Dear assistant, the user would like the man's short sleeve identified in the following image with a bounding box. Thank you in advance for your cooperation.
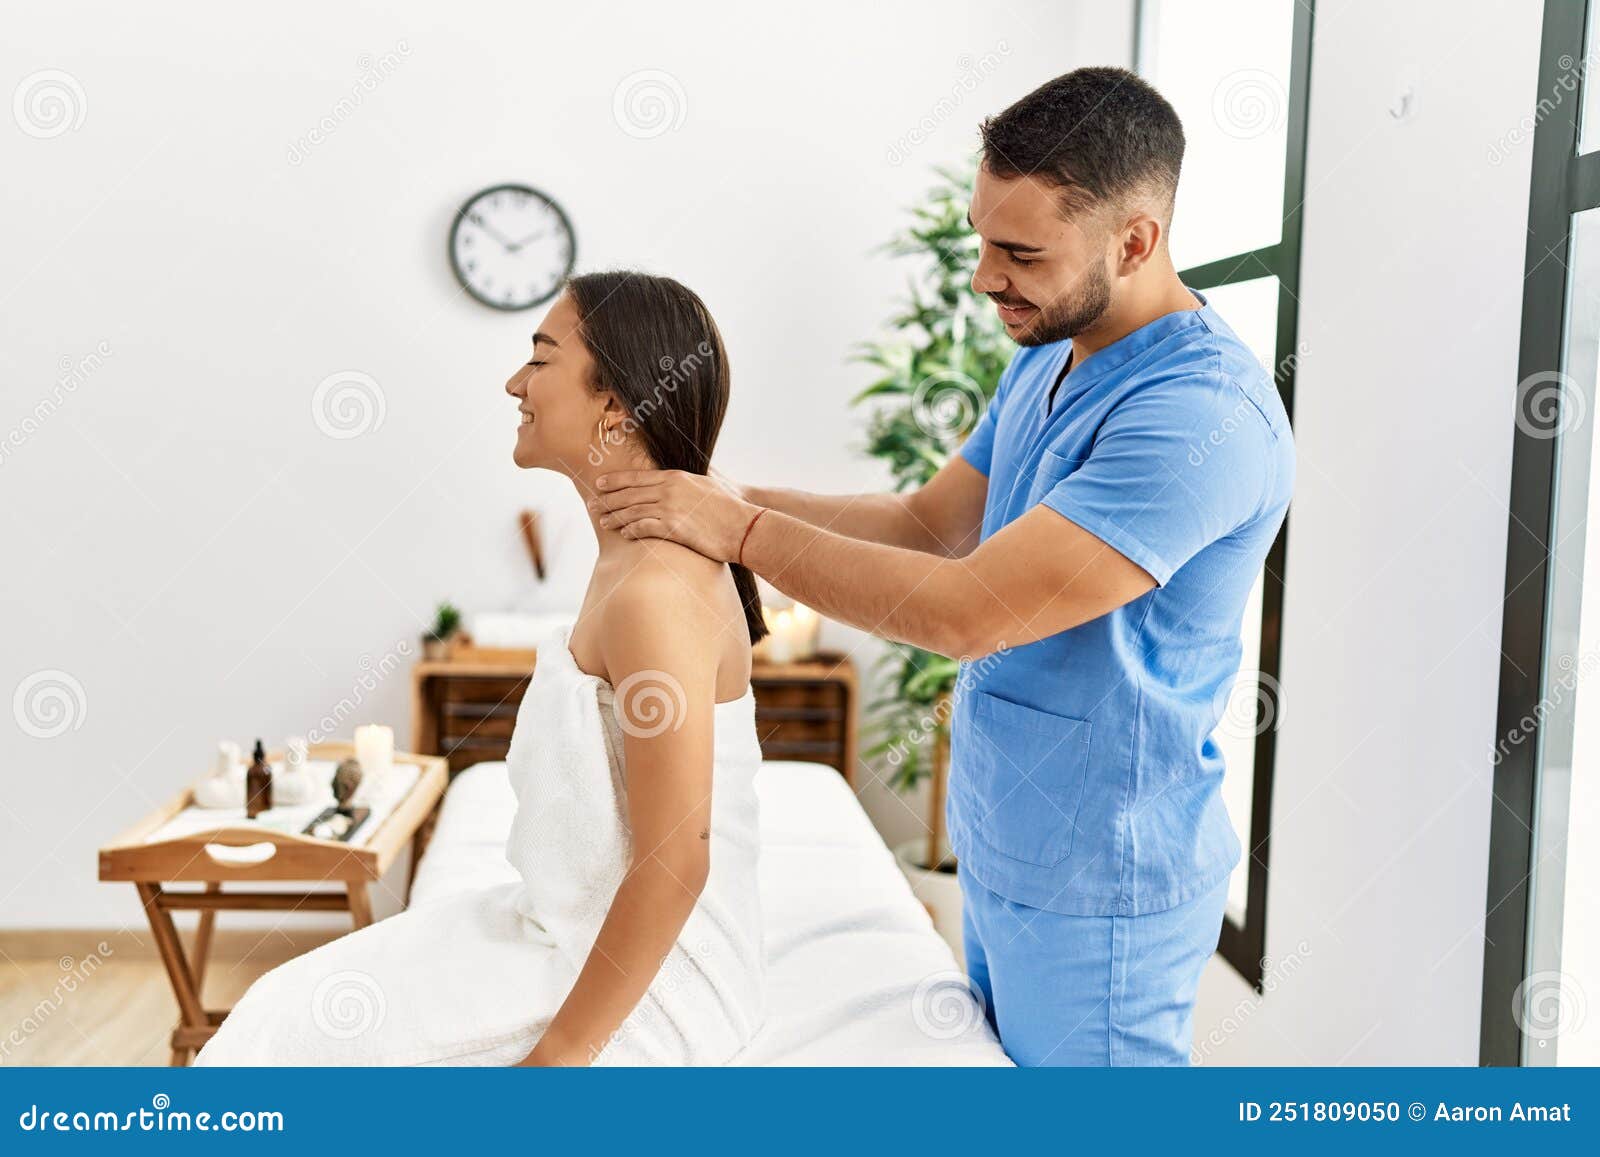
[960,395,999,476]
[960,352,1025,477]
[1042,375,1276,586]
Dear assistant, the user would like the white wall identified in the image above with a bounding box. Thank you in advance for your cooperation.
[0,0,1135,928]
[0,0,1551,1072]
[1190,0,1541,1064]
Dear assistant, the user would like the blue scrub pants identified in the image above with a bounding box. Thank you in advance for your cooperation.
[959,863,1228,1066]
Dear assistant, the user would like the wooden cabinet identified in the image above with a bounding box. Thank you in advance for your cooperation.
[746,655,857,780]
[410,663,531,775]
[411,652,856,783]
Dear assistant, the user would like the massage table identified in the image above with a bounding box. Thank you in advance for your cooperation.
[410,759,1014,1066]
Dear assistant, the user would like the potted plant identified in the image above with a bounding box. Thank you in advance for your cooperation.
[853,164,1010,956]
[422,600,462,661]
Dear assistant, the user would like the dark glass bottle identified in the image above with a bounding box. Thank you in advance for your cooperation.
[245,739,272,818]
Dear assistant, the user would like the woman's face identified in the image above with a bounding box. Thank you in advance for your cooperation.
[505,294,612,473]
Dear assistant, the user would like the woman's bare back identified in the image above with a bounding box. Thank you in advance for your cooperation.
[567,538,754,704]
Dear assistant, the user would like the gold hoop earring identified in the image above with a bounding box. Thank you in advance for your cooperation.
[596,418,608,446]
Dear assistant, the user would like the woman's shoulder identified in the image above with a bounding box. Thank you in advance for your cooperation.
[606,539,733,617]
[596,541,750,693]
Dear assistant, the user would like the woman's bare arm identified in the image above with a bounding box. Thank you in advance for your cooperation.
[518,566,721,1066]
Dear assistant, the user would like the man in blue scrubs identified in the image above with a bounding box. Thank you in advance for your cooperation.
[591,67,1295,1065]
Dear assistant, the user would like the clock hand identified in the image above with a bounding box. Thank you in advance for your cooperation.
[468,213,518,251]
[506,229,549,253]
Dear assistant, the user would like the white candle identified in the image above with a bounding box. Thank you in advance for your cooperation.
[790,603,819,660]
[763,607,794,663]
[354,724,394,778]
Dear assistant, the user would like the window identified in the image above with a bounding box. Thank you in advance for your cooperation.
[1137,0,1312,990]
[1487,0,1600,1068]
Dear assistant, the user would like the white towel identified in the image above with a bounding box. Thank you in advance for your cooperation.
[195,624,765,1066]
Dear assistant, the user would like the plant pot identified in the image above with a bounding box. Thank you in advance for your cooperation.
[894,839,965,968]
[421,636,449,661]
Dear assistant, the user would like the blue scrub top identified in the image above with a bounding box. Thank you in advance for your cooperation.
[950,292,1294,917]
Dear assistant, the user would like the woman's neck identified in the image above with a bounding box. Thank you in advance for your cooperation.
[584,500,632,559]
[573,446,654,560]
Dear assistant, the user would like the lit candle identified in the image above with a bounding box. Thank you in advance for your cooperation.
[353,724,394,778]
[762,607,791,663]
[759,603,820,664]
[790,603,819,660]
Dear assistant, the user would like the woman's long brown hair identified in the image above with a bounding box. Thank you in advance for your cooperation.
[565,270,768,644]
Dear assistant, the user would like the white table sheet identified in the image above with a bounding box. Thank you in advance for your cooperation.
[412,759,1012,1066]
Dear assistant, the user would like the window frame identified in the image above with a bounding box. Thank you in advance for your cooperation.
[1135,0,1314,992]
[1483,0,1594,1068]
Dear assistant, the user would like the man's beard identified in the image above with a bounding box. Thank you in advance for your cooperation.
[1001,260,1113,348]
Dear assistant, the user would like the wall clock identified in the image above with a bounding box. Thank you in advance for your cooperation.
[448,184,575,311]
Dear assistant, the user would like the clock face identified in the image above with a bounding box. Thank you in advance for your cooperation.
[449,184,575,311]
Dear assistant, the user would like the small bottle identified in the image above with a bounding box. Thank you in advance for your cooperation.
[245,739,273,818]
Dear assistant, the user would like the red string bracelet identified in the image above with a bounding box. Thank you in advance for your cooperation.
[737,507,768,567]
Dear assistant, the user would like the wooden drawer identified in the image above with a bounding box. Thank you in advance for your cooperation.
[753,682,849,769]
[413,671,529,775]
[413,653,856,783]
[749,658,855,777]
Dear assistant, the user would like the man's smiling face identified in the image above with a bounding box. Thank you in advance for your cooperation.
[968,165,1113,347]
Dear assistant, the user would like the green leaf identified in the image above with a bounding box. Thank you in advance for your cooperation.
[851,160,1009,794]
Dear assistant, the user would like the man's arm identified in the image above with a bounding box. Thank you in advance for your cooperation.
[739,453,989,557]
[738,505,1154,658]
[592,372,1275,658]
[590,473,1153,659]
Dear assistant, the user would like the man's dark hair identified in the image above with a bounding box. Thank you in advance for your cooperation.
[979,66,1184,222]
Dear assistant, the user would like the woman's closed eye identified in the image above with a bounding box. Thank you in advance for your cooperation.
[526,359,547,369]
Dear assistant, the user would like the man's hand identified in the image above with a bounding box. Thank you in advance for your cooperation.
[591,469,760,562]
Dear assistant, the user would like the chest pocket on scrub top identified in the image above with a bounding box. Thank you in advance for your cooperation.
[1026,446,1088,507]
[964,690,1093,867]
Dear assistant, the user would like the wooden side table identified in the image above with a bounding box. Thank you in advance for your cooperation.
[748,653,858,783]
[411,650,858,783]
[410,653,537,776]
[98,742,446,1065]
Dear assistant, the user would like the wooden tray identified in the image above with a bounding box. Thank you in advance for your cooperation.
[98,742,447,886]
